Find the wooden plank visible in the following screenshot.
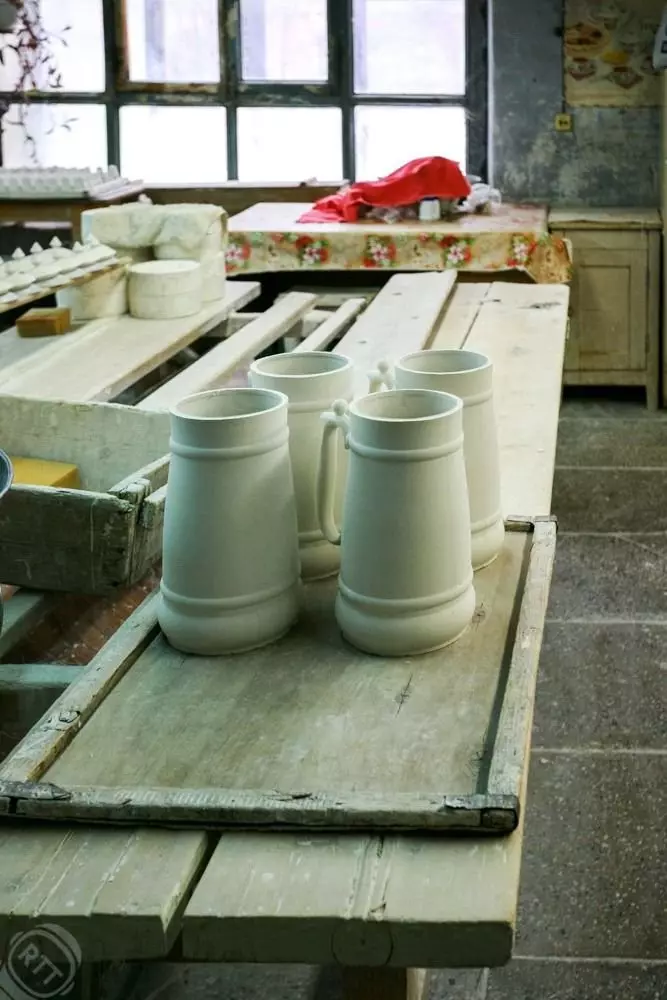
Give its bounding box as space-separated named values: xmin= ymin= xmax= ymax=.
xmin=336 ymin=272 xmax=458 ymax=397
xmin=0 ymin=487 xmax=139 ymax=593
xmin=487 ymin=518 xmax=557 ymax=799
xmin=12 ymin=785 xmax=516 ymax=833
xmin=429 ymin=283 xmax=492 ymax=350
xmin=296 ymin=298 xmax=366 ymax=352
xmin=0 ymin=594 xmax=160 ymax=782
xmin=548 ymin=207 xmax=661 ymax=230
xmin=182 ymin=826 xmax=518 ymax=967
xmin=464 ymin=283 xmax=569 ymax=517
xmin=0 ymin=281 xmax=260 ymax=403
xmin=138 ymin=291 xmax=316 ymax=411
xmin=0 ymin=824 xmax=208 ymax=960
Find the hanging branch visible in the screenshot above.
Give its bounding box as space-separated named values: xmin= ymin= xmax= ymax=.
xmin=0 ymin=0 xmax=70 ymax=164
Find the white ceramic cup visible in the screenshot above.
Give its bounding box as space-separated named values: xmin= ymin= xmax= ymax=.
xmin=370 ymin=350 xmax=504 ymax=570
xmin=318 ymin=389 xmax=475 ymax=657
xmin=249 ymin=351 xmax=354 ymax=580
xmin=158 ymin=387 xmax=301 ymax=655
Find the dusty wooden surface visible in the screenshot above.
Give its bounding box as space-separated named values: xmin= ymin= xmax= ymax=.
xmin=548 ymin=207 xmax=661 ymax=229
xmin=0 ymin=280 xmax=260 ymax=402
xmin=0 ymin=277 xmax=569 ymax=970
xmin=0 ymin=522 xmax=556 ymax=835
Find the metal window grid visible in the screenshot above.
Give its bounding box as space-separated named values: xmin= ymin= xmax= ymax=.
xmin=0 ymin=0 xmax=488 ymax=180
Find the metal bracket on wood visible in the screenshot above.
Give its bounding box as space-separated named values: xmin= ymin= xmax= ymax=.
xmin=0 ymin=779 xmax=72 ymax=807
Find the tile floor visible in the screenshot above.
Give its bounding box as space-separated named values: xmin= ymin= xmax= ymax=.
xmin=126 ymin=393 xmax=667 ymax=999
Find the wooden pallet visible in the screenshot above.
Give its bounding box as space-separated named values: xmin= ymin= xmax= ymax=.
xmin=0 ymin=516 xmax=556 ymax=835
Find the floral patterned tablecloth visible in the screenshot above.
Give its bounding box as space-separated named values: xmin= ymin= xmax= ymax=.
xmin=226 ymin=203 xmax=572 ymax=284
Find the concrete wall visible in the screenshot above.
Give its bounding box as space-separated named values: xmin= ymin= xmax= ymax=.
xmin=490 ymin=0 xmax=661 ymax=206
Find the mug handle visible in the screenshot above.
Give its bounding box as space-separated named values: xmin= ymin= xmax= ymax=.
xmin=317 ymin=400 xmax=350 ymax=546
xmin=368 ymin=359 xmax=396 ymax=393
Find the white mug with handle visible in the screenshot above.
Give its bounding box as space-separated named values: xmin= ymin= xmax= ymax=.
xmin=369 ymin=349 xmax=505 ymax=570
xmin=317 ymin=389 xmax=475 ymax=657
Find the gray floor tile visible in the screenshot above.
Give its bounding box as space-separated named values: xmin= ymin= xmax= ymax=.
xmin=556 ymin=418 xmax=667 ymax=468
xmin=547 ymin=533 xmax=667 ymax=621
xmin=559 ymin=392 xmax=662 ymax=420
xmin=128 ymin=964 xmax=318 ymax=1000
xmin=516 ymin=753 xmax=667 ymax=958
xmin=127 ymin=965 xmax=485 ymax=1000
xmin=487 ymin=958 xmax=667 ymax=1000
xmin=534 ymin=622 xmax=667 ymax=750
xmin=552 ymin=469 xmax=667 ymax=532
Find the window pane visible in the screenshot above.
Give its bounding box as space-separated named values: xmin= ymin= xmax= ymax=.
xmin=124 ymin=0 xmax=220 ymax=84
xmin=120 ymin=106 xmax=227 ymax=184
xmin=240 ymin=0 xmax=328 ymax=82
xmin=237 ymin=108 xmax=343 ymax=182
xmin=1 ymin=104 xmax=108 ymax=169
xmin=0 ymin=0 xmax=105 ymax=92
xmin=353 ymin=0 xmax=465 ymax=95
xmin=355 ymin=106 xmax=467 ymax=180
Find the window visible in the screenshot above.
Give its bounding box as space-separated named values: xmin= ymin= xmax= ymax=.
xmin=0 ymin=0 xmax=486 ymax=184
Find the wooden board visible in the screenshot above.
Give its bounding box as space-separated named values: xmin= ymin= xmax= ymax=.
xmin=548 ymin=207 xmax=662 ymax=230
xmin=0 ymin=518 xmax=556 ymax=835
xmin=428 ymin=282 xmax=569 ymax=516
xmin=336 ymin=272 xmax=458 ymax=398
xmin=139 ymin=292 xmax=317 ymax=411
xmin=0 ymin=280 xmax=260 ymax=403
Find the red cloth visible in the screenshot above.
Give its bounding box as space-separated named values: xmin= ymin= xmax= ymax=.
xmin=298 ymin=157 xmax=471 ymax=223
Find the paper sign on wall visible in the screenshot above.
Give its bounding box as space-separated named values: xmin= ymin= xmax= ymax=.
xmin=565 ymin=0 xmax=663 ymax=106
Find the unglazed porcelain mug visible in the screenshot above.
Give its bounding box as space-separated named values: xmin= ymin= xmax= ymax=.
xmin=370 ymin=350 xmax=504 ymax=570
xmin=158 ymin=387 xmax=301 ymax=655
xmin=317 ymin=389 xmax=475 ymax=657
xmin=249 ymin=351 xmax=354 ymax=580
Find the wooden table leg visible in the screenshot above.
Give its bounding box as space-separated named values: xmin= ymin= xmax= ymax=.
xmin=342 ymin=968 xmax=429 ymax=1000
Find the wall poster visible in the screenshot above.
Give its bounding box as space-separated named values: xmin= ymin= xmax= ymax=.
xmin=564 ymin=0 xmax=663 ymax=106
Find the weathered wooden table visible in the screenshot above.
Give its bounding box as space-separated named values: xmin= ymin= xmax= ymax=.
xmin=0 ymin=278 xmax=569 ymax=1000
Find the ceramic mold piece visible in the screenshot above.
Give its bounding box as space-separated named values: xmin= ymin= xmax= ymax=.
xmin=249 ymin=351 xmax=354 ymax=580
xmin=128 ymin=259 xmax=203 ymax=319
xmin=372 ymin=350 xmax=505 ymax=570
xmin=7 ymin=248 xmax=30 ymax=274
xmin=158 ymin=387 xmax=301 ymax=655
xmin=317 ymin=389 xmax=475 ymax=656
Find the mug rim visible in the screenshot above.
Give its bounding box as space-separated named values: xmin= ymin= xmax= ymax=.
xmin=249 ymin=351 xmax=352 ymax=380
xmin=172 ymin=387 xmax=288 ymax=421
xmin=352 ymin=388 xmax=462 ymax=423
xmin=398 ymin=349 xmax=491 ymax=376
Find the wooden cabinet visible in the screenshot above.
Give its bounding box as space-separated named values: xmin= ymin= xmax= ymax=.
xmin=548 ymin=208 xmax=661 ymax=408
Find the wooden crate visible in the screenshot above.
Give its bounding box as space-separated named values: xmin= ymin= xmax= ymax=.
xmin=0 ymin=517 xmax=556 ymax=836
xmin=0 ymin=396 xmax=170 ymax=594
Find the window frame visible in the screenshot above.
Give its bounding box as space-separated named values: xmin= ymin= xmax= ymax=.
xmin=0 ymin=0 xmax=488 ymax=181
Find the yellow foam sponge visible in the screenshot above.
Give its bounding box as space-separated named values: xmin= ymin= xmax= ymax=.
xmin=9 ymin=456 xmax=81 ymax=489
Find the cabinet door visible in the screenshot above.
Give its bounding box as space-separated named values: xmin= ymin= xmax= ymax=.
xmin=565 ymin=248 xmax=647 ymax=372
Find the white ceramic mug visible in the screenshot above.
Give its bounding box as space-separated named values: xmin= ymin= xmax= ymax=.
xmin=317 ymin=389 xmax=475 ymax=657
xmin=158 ymin=387 xmax=301 ymax=655
xmin=249 ymin=351 xmax=354 ymax=580
xmin=370 ymin=350 xmax=504 ymax=570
